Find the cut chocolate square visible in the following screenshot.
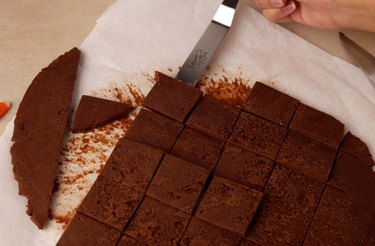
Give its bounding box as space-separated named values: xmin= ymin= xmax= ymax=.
xmin=215 ymin=144 xmax=274 ymax=191
xmin=78 ymin=175 xmax=143 ymax=231
xmin=56 ymin=212 xmax=121 ymax=246
xmin=125 ymin=109 xmax=183 ymax=152
xmin=126 ymin=196 xmax=190 ymax=246
xmin=171 ymin=127 xmax=225 ymax=171
xmin=264 ymin=165 xmax=324 ymax=218
xmin=289 ymin=104 xmax=344 ymax=148
xmin=118 ymin=235 xmax=148 ymax=246
xmin=196 ymin=176 xmax=263 ymax=235
xmin=100 ymin=139 xmax=164 ymax=193
xmin=228 ymin=112 xmax=287 ymax=160
xmin=180 ymin=217 xmax=242 ymax=246
xmin=186 ymin=98 xmax=240 ymax=141
xmin=146 ymin=154 xmax=209 ymax=213
xmin=244 ymin=82 xmax=299 ymax=126
xmin=143 ymin=71 xmax=202 ymax=122
xmin=276 ymin=131 xmax=336 ymax=182
xmin=340 ymin=132 xmax=372 ymax=159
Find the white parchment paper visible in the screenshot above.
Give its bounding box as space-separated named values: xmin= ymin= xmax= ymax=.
xmin=1 ymin=0 xmax=374 ymax=245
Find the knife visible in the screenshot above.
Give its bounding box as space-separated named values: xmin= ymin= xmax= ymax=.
xmin=339 ymin=32 xmax=375 ymax=88
xmin=176 ymin=0 xmax=239 ymax=86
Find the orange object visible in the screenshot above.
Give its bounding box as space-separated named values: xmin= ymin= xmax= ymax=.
xmin=0 ymin=102 xmax=11 ymax=118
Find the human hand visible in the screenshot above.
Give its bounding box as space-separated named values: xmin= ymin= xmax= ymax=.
xmin=255 ymin=0 xmax=375 ymax=32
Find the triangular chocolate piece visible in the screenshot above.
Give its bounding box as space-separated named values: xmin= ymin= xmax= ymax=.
xmin=11 ymin=47 xmax=81 ymax=229
xmin=72 ymin=96 xmax=133 ymax=133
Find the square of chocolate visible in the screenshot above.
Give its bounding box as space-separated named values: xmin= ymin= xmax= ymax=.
xmin=276 ymin=131 xmax=336 ymax=182
xmin=185 ymin=98 xmax=240 ymax=141
xmin=246 ymin=202 xmax=310 ymax=246
xmin=146 ymin=154 xmax=209 ymax=213
xmin=215 ymin=144 xmax=274 ymax=191
xmin=118 ymin=235 xmax=148 ymax=246
xmin=57 ymin=212 xmax=121 ymax=246
xmin=244 ymin=82 xmax=299 ymax=126
xmin=289 ymin=104 xmax=344 ymax=148
xmin=228 ymin=112 xmax=287 ymax=160
xmin=264 ymin=165 xmax=324 ymax=218
xmin=143 ymin=71 xmax=202 ymax=122
xmin=126 ymin=196 xmax=190 ymax=246
xmin=340 ymin=132 xmax=372 ymax=159
xmin=125 ymin=109 xmax=183 ymax=152
xmin=78 ymin=175 xmax=143 ymax=231
xmin=170 ymin=127 xmax=225 ymax=171
xmin=196 ymin=176 xmax=263 ymax=235
xmin=313 ymin=186 xmax=372 ymax=240
xmin=180 ymin=217 xmax=242 ymax=246
xmin=100 ymin=139 xmax=164 ymax=193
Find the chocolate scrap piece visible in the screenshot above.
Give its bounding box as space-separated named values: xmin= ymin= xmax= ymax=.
xmin=126 ymin=196 xmax=190 ymax=246
xmin=100 ymin=139 xmax=164 ymax=193
xmin=71 ymin=95 xmax=133 ymax=133
xmin=215 ymin=144 xmax=274 ymax=191
xmin=244 ymin=82 xmax=299 ymax=126
xmin=143 ymin=71 xmax=202 ymax=122
xmin=171 ymin=127 xmax=225 ymax=172
xmin=180 ymin=217 xmax=242 ymax=246
xmin=340 ymin=132 xmax=372 ymax=159
xmin=78 ymin=175 xmax=143 ymax=231
xmin=186 ymin=98 xmax=240 ymax=141
xmin=276 ymin=131 xmax=336 ymax=182
xmin=289 ymin=104 xmax=345 ymax=148
xmin=57 ymin=212 xmax=121 ymax=246
xmin=118 ymin=235 xmax=148 ymax=246
xmin=125 ymin=109 xmax=183 ymax=152
xmin=11 ymin=47 xmax=80 ymax=229
xmin=228 ymin=112 xmax=287 ymax=160
xmin=146 ymin=155 xmax=209 ymax=213
xmin=196 ymin=176 xmax=263 ymax=235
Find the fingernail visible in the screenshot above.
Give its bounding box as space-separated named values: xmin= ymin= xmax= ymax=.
xmin=270 ymin=0 xmax=284 ymax=7
xmin=282 ymin=1 xmax=296 ymax=13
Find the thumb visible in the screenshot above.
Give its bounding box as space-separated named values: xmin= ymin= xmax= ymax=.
xmin=262 ymin=1 xmax=297 ymax=22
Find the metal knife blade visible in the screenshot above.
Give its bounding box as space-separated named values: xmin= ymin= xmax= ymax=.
xmin=176 ymin=0 xmax=239 ymax=86
xmin=339 ymin=32 xmax=375 ymax=88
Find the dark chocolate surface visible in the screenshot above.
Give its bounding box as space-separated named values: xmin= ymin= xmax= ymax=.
xmin=143 ymin=71 xmax=202 ymax=122
xmin=340 ymin=131 xmax=372 ymax=159
xmin=180 ymin=217 xmax=242 ymax=246
xmin=289 ymin=104 xmax=345 ymax=148
xmin=126 ymin=196 xmax=190 ymax=246
xmin=56 ymin=212 xmax=121 ymax=246
xmin=215 ymin=144 xmax=274 ymax=191
xmin=186 ymin=98 xmax=239 ymax=141
xmin=276 ymin=131 xmax=336 ymax=182
xmin=117 ymin=235 xmax=148 ymax=246
xmin=171 ymin=127 xmax=225 ymax=171
xmin=72 ymin=95 xmax=133 ymax=133
xmin=244 ymin=82 xmax=299 ymax=126
xmin=229 ymin=112 xmax=287 ymax=160
xmin=147 ymin=154 xmax=209 ymax=213
xmin=11 ymin=47 xmax=80 ymax=229
xmin=125 ymin=109 xmax=183 ymax=152
xmin=196 ymin=176 xmax=263 ymax=235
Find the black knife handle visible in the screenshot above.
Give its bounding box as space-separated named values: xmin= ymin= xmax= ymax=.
xmin=222 ymin=0 xmax=239 ymax=9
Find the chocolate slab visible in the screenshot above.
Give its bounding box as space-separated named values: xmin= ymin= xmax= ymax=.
xmin=171 ymin=127 xmax=225 ymax=171
xmin=125 ymin=109 xmax=183 ymax=152
xmin=196 ymin=176 xmax=263 ymax=235
xmin=72 ymin=95 xmax=133 ymax=133
xmin=244 ymin=82 xmax=299 ymax=126
xmin=289 ymin=104 xmax=345 ymax=148
xmin=340 ymin=132 xmax=372 ymax=159
xmin=180 ymin=217 xmax=242 ymax=246
xmin=186 ymin=98 xmax=239 ymax=140
xmin=228 ymin=112 xmax=287 ymax=160
xmin=57 ymin=212 xmax=121 ymax=246
xmin=240 ymin=239 xmax=261 ymax=246
xmin=143 ymin=71 xmax=202 ymax=122
xmin=215 ymin=144 xmax=274 ymax=191
xmin=126 ymin=196 xmax=190 ymax=246
xmin=118 ymin=235 xmax=148 ymax=246
xmin=78 ymin=175 xmax=143 ymax=231
xmin=146 ymin=154 xmax=209 ymax=213
xmin=99 ymin=138 xmax=164 ymax=193
xmin=276 ymin=131 xmax=336 ymax=182
xmin=11 ymin=47 xmax=80 ymax=229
